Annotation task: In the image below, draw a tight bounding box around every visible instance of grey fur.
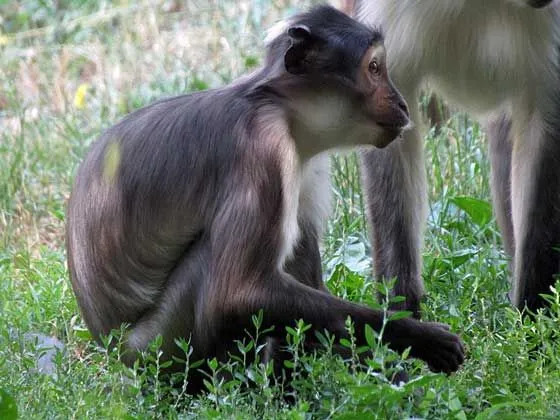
[355,0,560,314]
[487,114,515,257]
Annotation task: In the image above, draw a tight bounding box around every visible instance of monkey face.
[279,20,409,150]
[354,43,410,148]
[268,7,410,151]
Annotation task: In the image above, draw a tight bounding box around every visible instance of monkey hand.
[386,319,465,373]
[411,321,465,373]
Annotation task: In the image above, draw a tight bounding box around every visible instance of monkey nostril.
[399,100,410,118]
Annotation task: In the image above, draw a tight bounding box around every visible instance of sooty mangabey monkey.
[67,5,464,389]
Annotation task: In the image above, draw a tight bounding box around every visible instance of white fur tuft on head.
[264,18,293,45]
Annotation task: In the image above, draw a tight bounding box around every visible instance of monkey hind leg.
[283,220,327,291]
[511,110,560,313]
[360,121,426,318]
[487,113,515,258]
[123,240,208,375]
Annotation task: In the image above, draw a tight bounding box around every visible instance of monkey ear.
[287,24,311,42]
[285,24,314,75]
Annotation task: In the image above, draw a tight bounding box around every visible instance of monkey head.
[264,6,410,153]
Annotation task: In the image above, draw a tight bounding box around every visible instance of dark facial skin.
[528,0,553,8]
[356,44,409,147]
[66,5,464,393]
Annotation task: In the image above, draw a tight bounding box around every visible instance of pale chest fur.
[256,109,332,270]
[278,150,332,269]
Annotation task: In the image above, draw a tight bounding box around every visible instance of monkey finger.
[440,341,465,371]
[429,348,462,374]
[441,336,465,363]
[427,353,453,374]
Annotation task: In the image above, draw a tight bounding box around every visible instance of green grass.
[2,1,560,418]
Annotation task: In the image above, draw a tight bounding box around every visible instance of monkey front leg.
[224,273,464,373]
[207,177,461,372]
[283,219,326,291]
[510,106,560,312]
[360,92,427,317]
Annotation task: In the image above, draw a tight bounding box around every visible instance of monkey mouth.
[378,121,404,129]
[375,111,410,133]
[377,121,406,136]
[374,124,404,148]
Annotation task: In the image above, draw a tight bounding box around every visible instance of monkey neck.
[278,90,355,159]
[249,71,356,159]
[287,116,347,160]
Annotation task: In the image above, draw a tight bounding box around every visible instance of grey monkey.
[67,5,464,392]
[355,0,559,316]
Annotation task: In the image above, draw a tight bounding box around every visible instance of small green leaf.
[191,359,205,369]
[443,248,479,268]
[0,389,17,420]
[340,338,352,348]
[448,396,463,411]
[207,358,218,370]
[390,295,406,303]
[455,411,467,420]
[251,309,264,328]
[284,360,295,368]
[73,327,92,341]
[450,196,492,227]
[285,326,297,336]
[364,324,376,348]
[389,311,413,321]
[297,321,311,332]
[401,347,411,359]
[160,360,173,369]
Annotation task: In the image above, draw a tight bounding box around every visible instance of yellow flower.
[73,83,89,109]
[0,34,9,46]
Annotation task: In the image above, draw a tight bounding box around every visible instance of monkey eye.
[369,60,379,74]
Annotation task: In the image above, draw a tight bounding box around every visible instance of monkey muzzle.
[527,0,553,8]
[372,94,410,148]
